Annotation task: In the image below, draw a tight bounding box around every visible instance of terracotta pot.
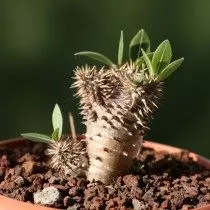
[0,137,209,210]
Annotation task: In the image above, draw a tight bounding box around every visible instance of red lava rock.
[73,196,83,203]
[161,199,169,209]
[48,176,58,184]
[0,155,10,169]
[43,183,50,188]
[130,187,142,199]
[68,177,77,187]
[0,142,209,209]
[14,165,24,176]
[18,153,34,163]
[77,178,87,189]
[45,170,53,179]
[22,160,36,174]
[63,195,76,207]
[0,179,15,190]
[14,176,25,187]
[123,175,139,187]
[32,176,44,190]
[205,193,210,201]
[89,196,104,209]
[69,186,78,196]
[200,187,208,194]
[53,184,69,191]
[206,177,210,184]
[4,168,15,180]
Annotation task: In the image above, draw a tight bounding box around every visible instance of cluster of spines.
[46,137,89,176]
[73,62,162,135]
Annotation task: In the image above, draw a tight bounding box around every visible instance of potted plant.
[0,30,209,210]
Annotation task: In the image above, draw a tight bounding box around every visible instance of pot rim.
[0,137,209,210]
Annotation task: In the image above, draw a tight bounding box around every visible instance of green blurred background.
[0,0,210,158]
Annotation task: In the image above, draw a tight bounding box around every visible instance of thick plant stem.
[86,122,143,184]
[73,64,163,183]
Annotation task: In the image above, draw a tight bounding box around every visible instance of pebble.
[14,176,25,187]
[132,198,148,210]
[67,204,81,210]
[34,186,61,205]
[123,175,138,187]
[48,176,58,184]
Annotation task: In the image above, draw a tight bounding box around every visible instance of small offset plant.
[22,104,88,176]
[73,29,184,183]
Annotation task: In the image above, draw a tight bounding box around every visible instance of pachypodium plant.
[73,29,184,183]
[22,104,88,176]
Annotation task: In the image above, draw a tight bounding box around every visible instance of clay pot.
[0,137,209,210]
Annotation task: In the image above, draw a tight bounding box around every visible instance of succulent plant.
[73,29,184,183]
[21,104,88,176]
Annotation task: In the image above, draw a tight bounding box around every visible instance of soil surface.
[0,141,209,210]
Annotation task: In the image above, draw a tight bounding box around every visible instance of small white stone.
[34,186,61,205]
[132,199,148,210]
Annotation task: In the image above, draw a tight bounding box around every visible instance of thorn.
[122,151,128,157]
[128,132,132,136]
[152,102,158,108]
[139,109,143,117]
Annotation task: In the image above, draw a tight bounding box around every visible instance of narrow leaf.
[52,128,60,141]
[152,40,172,74]
[21,133,52,144]
[157,58,184,81]
[52,104,63,139]
[141,49,154,79]
[135,52,154,66]
[74,51,114,66]
[129,29,150,61]
[118,31,124,65]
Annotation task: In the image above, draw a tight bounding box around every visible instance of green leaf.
[141,49,154,79]
[118,31,124,65]
[129,29,150,61]
[52,128,60,141]
[152,40,172,74]
[135,52,154,66]
[52,104,63,140]
[74,51,114,67]
[157,58,184,81]
[21,133,52,144]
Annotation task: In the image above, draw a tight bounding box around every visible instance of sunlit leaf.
[118,31,124,65]
[141,49,154,79]
[74,51,114,66]
[52,104,63,139]
[152,40,172,74]
[129,29,150,61]
[157,58,184,81]
[21,133,52,144]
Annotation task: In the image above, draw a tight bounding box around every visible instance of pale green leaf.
[152,40,172,74]
[52,104,63,139]
[157,58,184,81]
[52,128,60,141]
[129,29,150,61]
[74,51,114,66]
[118,31,124,65]
[141,49,154,79]
[135,52,154,66]
[21,133,52,144]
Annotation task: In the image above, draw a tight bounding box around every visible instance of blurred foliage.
[0,0,210,158]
